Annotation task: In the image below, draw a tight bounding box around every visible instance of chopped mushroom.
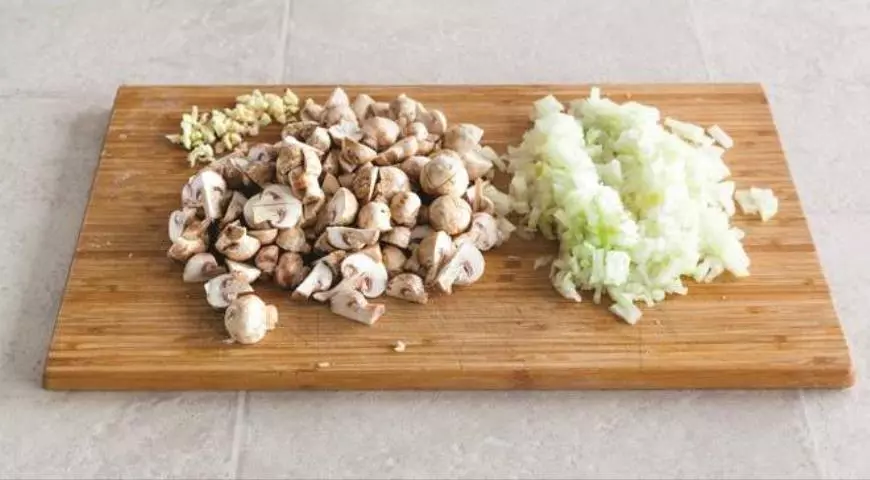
[225,259,262,284]
[167,219,209,262]
[220,192,247,228]
[389,191,421,227]
[357,201,392,232]
[418,230,455,283]
[382,246,407,277]
[381,226,411,249]
[361,116,401,151]
[183,253,227,283]
[443,123,484,154]
[254,245,280,276]
[244,184,303,229]
[428,195,472,235]
[329,290,385,325]
[293,261,335,300]
[322,227,380,251]
[204,273,254,309]
[386,273,428,304]
[224,294,278,344]
[274,252,307,289]
[420,151,469,197]
[351,163,379,202]
[216,221,261,261]
[168,207,198,243]
[373,136,418,166]
[434,242,485,293]
[182,170,227,220]
[248,228,278,245]
[275,227,311,253]
[375,166,411,200]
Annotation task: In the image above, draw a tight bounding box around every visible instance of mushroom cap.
[254,245,280,276]
[421,109,447,135]
[325,227,380,250]
[373,136,418,166]
[282,120,320,141]
[361,116,401,151]
[321,187,360,230]
[248,228,278,245]
[292,262,335,300]
[322,172,340,196]
[386,273,428,304]
[428,195,473,235]
[340,253,388,298]
[375,166,411,201]
[329,289,385,326]
[275,227,311,253]
[382,246,408,278]
[404,121,429,142]
[306,126,332,151]
[380,226,412,249]
[244,184,303,229]
[351,94,375,121]
[434,241,485,293]
[274,252,307,289]
[443,123,484,154]
[168,207,198,242]
[420,152,469,197]
[466,212,500,251]
[399,155,430,182]
[418,230,455,283]
[183,170,227,220]
[216,222,262,262]
[220,191,248,228]
[325,87,350,109]
[389,94,417,127]
[341,138,377,167]
[460,149,495,181]
[351,164,379,203]
[225,259,262,284]
[224,294,277,344]
[204,273,254,309]
[356,201,392,232]
[389,191,421,227]
[183,253,227,283]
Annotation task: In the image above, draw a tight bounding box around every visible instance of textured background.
[1,0,868,478]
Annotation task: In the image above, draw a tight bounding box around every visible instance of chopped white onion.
[707,124,734,149]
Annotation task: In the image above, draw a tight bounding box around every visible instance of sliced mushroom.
[182,170,227,220]
[361,116,401,151]
[225,259,262,284]
[183,253,227,282]
[443,123,484,154]
[293,262,335,300]
[373,136,418,166]
[248,228,278,245]
[282,120,320,141]
[429,195,473,235]
[382,246,407,278]
[351,163,379,203]
[351,94,376,121]
[322,172,340,196]
[359,244,383,263]
[341,138,377,167]
[216,221,261,262]
[329,290,385,326]
[386,273,428,304]
[328,119,364,144]
[167,219,209,262]
[224,294,278,344]
[399,155,429,182]
[306,126,331,151]
[461,212,500,251]
[168,207,198,242]
[356,200,392,232]
[420,151,469,197]
[244,184,303,229]
[275,227,311,253]
[418,230,455,283]
[381,226,411,249]
[404,121,428,142]
[420,109,447,135]
[370,101,391,118]
[390,94,417,128]
[389,191,421,227]
[375,166,411,201]
[433,241,485,293]
[204,273,254,309]
[300,99,325,123]
[312,252,388,301]
[255,245,280,276]
[220,191,247,228]
[315,187,359,232]
[323,227,380,251]
[274,252,308,289]
[460,149,494,181]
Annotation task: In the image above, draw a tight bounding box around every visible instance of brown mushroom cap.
[428,195,473,236]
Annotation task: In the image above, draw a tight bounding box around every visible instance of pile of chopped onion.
[505,88,777,324]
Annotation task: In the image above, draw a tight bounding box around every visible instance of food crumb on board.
[128,253,133,258]
[316,361,331,368]
[119,133,128,140]
[721,295,727,300]
[392,341,407,353]
[653,319,662,326]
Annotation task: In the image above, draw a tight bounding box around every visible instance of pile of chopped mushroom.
[167,87,514,344]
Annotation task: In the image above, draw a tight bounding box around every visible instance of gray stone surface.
[1,0,867,478]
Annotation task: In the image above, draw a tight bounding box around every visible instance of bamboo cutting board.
[43,84,853,390]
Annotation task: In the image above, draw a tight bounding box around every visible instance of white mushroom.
[403,246,423,275]
[216,221,261,262]
[410,224,433,242]
[322,88,357,127]
[274,252,308,289]
[389,191,421,227]
[375,166,411,201]
[293,262,335,300]
[361,117,401,151]
[312,252,388,301]
[182,170,227,219]
[224,294,278,344]
[386,273,428,304]
[420,151,469,197]
[404,121,428,142]
[359,244,383,263]
[428,195,473,235]
[418,230,455,283]
[244,184,303,229]
[306,126,331,151]
[351,94,375,121]
[373,136,418,166]
[417,134,439,156]
[329,290,385,326]
[341,138,378,168]
[399,155,429,181]
[419,109,447,135]
[351,163,379,203]
[460,149,495,181]
[299,99,324,123]
[225,259,262,284]
[167,219,209,262]
[443,123,484,154]
[328,120,364,144]
[275,227,311,253]
[381,226,411,249]
[433,241,485,293]
[220,192,247,228]
[321,227,380,251]
[370,101,391,118]
[248,228,278,245]
[255,245,280,276]
[455,212,501,251]
[282,120,320,141]
[183,253,227,283]
[204,273,255,309]
[315,187,359,233]
[356,201,392,232]
[322,172,340,196]
[382,246,407,278]
[168,207,198,242]
[389,94,417,128]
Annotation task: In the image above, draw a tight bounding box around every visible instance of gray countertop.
[1,0,868,478]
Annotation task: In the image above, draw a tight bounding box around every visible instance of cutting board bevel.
[43,84,854,390]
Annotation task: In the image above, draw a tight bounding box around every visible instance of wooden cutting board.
[43,84,854,390]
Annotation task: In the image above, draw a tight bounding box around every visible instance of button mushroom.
[293,261,335,300]
[248,228,278,245]
[224,294,278,344]
[315,187,359,233]
[168,207,198,243]
[182,170,227,220]
[282,120,320,141]
[300,99,325,123]
[361,116,401,151]
[389,94,417,128]
[351,163,379,203]
[322,87,357,127]
[225,259,262,284]
[399,155,429,182]
[204,273,255,309]
[341,138,378,169]
[312,252,388,302]
[244,184,303,229]
[443,123,484,154]
[386,273,428,304]
[460,149,495,181]
[418,230,455,283]
[216,221,261,262]
[306,126,331,151]
[419,109,447,135]
[373,136,418,166]
[322,172,340,196]
[255,245,280,276]
[359,244,383,263]
[356,200,392,232]
[375,166,411,201]
[456,212,500,251]
[329,290,385,326]
[433,241,485,293]
[275,227,311,253]
[351,94,375,121]
[428,195,472,235]
[274,252,308,289]
[381,226,411,249]
[320,227,380,251]
[420,151,469,197]
[182,253,227,283]
[389,191,421,227]
[167,219,209,262]
[220,191,247,228]
[382,246,407,278]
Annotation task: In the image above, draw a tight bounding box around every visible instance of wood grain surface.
[43,84,854,390]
